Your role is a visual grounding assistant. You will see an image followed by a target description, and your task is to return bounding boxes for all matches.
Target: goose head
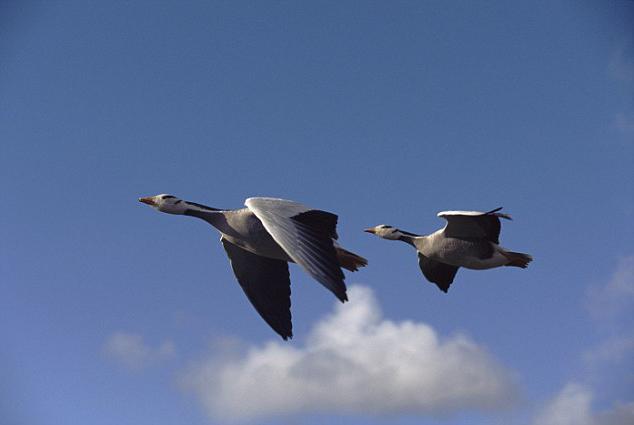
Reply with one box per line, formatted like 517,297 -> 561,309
364,224 -> 404,240
139,194 -> 187,215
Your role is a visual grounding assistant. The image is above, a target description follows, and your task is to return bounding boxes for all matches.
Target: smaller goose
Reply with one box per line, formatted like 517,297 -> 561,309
139,194 -> 367,340
365,208 -> 532,293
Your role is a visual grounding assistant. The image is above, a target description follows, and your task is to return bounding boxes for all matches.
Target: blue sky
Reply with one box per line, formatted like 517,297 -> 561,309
2,1 -> 633,424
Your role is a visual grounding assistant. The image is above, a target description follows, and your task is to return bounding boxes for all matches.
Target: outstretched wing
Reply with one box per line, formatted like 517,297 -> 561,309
245,197 -> 347,302
437,207 -> 511,244
417,253 -> 460,293
221,237 -> 292,340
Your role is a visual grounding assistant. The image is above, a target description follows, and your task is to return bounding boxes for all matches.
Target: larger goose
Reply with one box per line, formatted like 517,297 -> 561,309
365,208 -> 531,293
139,194 -> 367,340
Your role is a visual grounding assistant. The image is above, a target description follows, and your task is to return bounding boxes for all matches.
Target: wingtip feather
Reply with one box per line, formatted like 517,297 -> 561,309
486,207 -> 512,220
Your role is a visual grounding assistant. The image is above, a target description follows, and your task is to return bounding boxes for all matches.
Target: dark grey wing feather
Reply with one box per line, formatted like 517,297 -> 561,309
245,198 -> 348,303
418,253 -> 460,293
290,210 -> 346,301
221,238 -> 292,340
438,208 -> 511,244
293,209 -> 339,240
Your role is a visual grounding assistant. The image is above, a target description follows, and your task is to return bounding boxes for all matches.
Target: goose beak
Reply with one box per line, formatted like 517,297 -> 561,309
364,228 -> 376,234
139,197 -> 156,206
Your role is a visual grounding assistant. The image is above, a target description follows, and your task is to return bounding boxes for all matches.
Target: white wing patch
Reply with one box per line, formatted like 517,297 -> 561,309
438,210 -> 489,217
438,209 -> 512,220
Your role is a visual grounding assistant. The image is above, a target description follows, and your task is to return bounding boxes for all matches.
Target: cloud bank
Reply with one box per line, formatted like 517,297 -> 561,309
104,331 -> 175,370
538,257 -> 634,425
587,255 -> 634,320
182,285 -> 517,421
533,383 -> 634,425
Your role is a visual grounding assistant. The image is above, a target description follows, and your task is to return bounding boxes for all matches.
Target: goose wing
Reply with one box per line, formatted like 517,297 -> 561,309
437,207 -> 511,244
418,253 -> 459,293
245,197 -> 347,302
221,237 -> 292,340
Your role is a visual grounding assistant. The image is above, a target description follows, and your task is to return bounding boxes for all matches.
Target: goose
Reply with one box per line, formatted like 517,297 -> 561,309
365,208 -> 532,293
139,194 -> 367,340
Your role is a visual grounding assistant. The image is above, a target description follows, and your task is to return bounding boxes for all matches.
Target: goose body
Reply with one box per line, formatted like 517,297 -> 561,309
365,208 -> 531,293
191,207 -> 292,262
139,194 -> 367,340
417,229 -> 510,270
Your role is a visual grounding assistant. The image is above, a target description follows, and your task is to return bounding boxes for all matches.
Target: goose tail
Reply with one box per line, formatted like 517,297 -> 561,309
335,246 -> 368,272
502,250 -> 533,268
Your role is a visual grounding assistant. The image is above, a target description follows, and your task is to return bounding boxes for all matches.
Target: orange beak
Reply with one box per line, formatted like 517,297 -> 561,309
364,228 -> 376,234
139,196 -> 156,206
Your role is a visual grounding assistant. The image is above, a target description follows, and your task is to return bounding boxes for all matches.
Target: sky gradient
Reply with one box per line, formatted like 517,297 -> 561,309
2,1 -> 633,424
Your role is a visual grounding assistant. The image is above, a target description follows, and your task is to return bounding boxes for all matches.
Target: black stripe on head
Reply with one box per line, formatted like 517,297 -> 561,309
162,195 -> 176,199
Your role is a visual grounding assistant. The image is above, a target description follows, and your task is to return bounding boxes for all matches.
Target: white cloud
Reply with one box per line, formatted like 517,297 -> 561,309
104,331 -> 175,370
533,384 -> 594,425
587,255 -> 634,319
181,285 -> 517,422
583,335 -> 634,365
563,257 -> 634,425
596,402 -> 634,425
606,256 -> 634,296
532,383 -> 634,425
